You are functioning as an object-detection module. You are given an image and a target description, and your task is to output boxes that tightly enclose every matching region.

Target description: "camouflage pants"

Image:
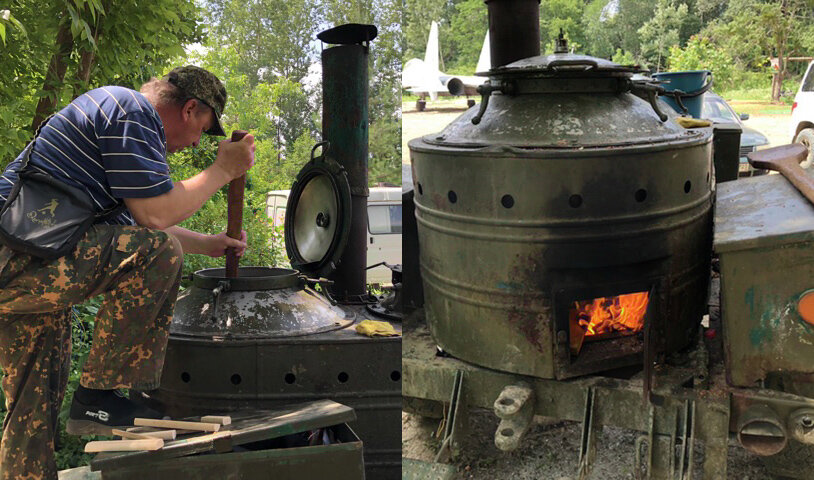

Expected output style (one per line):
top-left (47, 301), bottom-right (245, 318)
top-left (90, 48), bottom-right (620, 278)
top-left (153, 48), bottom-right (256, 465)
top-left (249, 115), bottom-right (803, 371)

top-left (0, 224), bottom-right (183, 480)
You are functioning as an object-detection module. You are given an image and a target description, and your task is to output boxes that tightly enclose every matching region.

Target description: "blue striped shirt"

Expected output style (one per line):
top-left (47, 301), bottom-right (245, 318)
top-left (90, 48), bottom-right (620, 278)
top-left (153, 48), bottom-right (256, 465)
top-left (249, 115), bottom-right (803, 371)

top-left (0, 86), bottom-right (173, 225)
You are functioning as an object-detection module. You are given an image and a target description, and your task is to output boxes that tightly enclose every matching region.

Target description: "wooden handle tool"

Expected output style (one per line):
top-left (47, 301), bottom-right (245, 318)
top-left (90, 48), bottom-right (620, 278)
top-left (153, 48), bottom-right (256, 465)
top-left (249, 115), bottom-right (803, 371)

top-left (225, 130), bottom-right (248, 278)
top-left (748, 144), bottom-right (814, 205)
top-left (84, 438), bottom-right (164, 453)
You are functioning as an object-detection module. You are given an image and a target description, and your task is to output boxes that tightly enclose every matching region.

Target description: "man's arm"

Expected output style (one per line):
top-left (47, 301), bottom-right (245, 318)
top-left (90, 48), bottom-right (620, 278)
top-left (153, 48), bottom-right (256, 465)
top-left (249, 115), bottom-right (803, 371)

top-left (124, 135), bottom-right (254, 230)
top-left (164, 226), bottom-right (248, 257)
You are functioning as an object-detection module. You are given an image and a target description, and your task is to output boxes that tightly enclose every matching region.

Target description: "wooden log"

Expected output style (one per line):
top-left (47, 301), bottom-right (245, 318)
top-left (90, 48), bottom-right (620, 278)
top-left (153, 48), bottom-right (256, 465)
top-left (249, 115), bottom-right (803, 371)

top-left (200, 415), bottom-right (231, 426)
top-left (84, 439), bottom-right (164, 453)
top-left (112, 429), bottom-right (151, 440)
top-left (134, 418), bottom-right (220, 432)
top-left (118, 429), bottom-right (177, 441)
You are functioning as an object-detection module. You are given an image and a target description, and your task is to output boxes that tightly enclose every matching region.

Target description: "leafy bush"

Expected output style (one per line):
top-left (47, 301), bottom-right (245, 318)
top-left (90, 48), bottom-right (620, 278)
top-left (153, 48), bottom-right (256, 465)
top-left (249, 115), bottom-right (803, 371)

top-left (667, 35), bottom-right (735, 90)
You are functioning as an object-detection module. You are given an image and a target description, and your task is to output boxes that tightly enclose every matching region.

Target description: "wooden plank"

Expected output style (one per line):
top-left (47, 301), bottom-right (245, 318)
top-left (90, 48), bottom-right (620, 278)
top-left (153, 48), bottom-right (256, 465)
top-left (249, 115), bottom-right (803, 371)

top-left (85, 439), bottom-right (163, 453)
top-left (112, 429), bottom-right (151, 440)
top-left (133, 418), bottom-right (220, 432)
top-left (124, 428), bottom-right (177, 440)
top-left (200, 415), bottom-right (231, 426)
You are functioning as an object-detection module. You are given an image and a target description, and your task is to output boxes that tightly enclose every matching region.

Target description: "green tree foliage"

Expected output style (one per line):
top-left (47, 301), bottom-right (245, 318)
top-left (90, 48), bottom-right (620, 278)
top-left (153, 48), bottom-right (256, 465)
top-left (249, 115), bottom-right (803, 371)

top-left (540, 0), bottom-right (586, 53)
top-left (402, 0), bottom-right (452, 62)
top-left (446, 0), bottom-right (487, 72)
top-left (0, 0), bottom-right (202, 165)
top-left (700, 0), bottom-right (814, 100)
top-left (668, 35), bottom-right (735, 89)
top-left (638, 0), bottom-right (689, 72)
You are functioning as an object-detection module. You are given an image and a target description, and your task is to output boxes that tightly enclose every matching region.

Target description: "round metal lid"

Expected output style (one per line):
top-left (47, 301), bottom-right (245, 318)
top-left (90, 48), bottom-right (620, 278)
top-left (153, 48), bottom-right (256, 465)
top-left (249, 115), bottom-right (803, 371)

top-left (485, 52), bottom-right (645, 79)
top-left (285, 144), bottom-right (351, 278)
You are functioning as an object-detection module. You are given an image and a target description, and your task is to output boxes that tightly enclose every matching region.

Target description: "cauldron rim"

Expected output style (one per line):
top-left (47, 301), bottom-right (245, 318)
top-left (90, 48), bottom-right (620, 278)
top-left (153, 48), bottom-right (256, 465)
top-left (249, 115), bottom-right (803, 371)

top-left (192, 266), bottom-right (301, 291)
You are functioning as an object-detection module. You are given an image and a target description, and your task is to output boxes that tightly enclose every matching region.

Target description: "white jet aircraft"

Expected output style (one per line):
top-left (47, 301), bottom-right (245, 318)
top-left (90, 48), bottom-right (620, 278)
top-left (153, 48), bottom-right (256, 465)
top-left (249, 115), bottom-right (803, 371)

top-left (402, 21), bottom-right (490, 111)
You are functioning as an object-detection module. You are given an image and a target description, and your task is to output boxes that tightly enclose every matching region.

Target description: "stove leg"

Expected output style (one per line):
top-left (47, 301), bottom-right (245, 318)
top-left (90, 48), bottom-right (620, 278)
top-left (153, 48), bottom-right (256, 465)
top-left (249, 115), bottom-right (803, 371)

top-left (577, 387), bottom-right (598, 480)
top-left (434, 370), bottom-right (468, 463)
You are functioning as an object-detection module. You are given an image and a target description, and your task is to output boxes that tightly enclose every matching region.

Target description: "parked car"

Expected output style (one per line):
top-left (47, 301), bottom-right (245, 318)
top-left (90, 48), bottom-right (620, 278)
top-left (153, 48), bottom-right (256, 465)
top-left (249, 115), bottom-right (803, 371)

top-left (701, 92), bottom-right (770, 177)
top-left (791, 60), bottom-right (814, 168)
top-left (266, 187), bottom-right (402, 285)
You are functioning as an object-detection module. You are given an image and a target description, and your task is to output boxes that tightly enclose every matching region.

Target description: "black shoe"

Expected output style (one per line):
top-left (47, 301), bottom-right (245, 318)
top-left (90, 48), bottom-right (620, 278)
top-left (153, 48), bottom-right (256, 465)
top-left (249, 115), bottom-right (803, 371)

top-left (66, 390), bottom-right (164, 436)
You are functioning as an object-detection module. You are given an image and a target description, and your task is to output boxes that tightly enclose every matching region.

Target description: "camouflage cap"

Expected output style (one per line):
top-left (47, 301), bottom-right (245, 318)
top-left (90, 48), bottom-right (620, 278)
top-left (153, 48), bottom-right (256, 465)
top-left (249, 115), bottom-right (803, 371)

top-left (164, 65), bottom-right (227, 136)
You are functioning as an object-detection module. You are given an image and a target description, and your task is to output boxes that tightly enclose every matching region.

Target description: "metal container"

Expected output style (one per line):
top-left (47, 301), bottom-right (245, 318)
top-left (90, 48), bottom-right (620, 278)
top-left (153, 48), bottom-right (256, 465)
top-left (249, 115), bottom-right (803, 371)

top-left (409, 40), bottom-right (714, 379)
top-left (149, 266), bottom-right (401, 478)
top-left (715, 172), bottom-right (814, 387)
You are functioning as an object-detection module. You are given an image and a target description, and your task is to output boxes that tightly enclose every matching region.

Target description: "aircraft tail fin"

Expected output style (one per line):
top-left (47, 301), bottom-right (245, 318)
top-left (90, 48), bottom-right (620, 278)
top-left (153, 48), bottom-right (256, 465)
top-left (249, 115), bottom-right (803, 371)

top-left (424, 21), bottom-right (440, 73)
top-left (475, 31), bottom-right (490, 73)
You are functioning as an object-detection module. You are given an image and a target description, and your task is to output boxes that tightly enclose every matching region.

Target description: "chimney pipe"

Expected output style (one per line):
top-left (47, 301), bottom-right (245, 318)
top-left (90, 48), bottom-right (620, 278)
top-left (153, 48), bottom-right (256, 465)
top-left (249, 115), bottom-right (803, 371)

top-left (321, 35), bottom-right (371, 301)
top-left (484, 0), bottom-right (541, 69)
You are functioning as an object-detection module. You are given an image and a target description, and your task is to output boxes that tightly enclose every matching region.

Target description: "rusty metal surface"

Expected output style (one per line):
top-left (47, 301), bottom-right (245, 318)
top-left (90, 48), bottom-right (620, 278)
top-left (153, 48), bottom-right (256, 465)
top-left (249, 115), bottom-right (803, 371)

top-left (322, 43), bottom-right (369, 301)
top-left (170, 268), bottom-right (353, 338)
top-left (417, 93), bottom-right (705, 149)
top-left (411, 138), bottom-right (713, 378)
top-left (714, 170), bottom-right (814, 252)
top-left (714, 172), bottom-right (814, 386)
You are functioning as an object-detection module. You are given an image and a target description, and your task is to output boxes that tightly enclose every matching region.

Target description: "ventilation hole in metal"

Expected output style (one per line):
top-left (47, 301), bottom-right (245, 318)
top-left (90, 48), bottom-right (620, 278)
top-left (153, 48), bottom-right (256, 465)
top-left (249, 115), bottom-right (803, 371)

top-left (417, 183), bottom-right (423, 195)
top-left (448, 190), bottom-right (457, 204)
top-left (635, 189), bottom-right (647, 202)
top-left (181, 372), bottom-right (191, 383)
top-left (501, 195), bottom-right (514, 209)
top-left (569, 194), bottom-right (583, 208)
top-left (684, 180), bottom-right (692, 193)
top-left (390, 371), bottom-right (401, 382)
top-left (337, 372), bottom-right (349, 383)
top-left (284, 373), bottom-right (296, 384)
top-left (707, 172), bottom-right (710, 183)
top-left (231, 374), bottom-right (242, 385)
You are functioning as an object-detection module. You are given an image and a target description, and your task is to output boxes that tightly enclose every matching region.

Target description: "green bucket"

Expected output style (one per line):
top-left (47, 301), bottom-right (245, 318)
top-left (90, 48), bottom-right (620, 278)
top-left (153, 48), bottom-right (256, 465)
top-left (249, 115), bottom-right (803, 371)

top-left (652, 70), bottom-right (713, 118)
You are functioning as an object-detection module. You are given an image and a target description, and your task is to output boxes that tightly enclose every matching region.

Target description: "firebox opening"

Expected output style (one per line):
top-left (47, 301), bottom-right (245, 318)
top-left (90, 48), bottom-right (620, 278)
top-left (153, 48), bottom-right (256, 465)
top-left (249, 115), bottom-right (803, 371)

top-left (568, 291), bottom-right (650, 356)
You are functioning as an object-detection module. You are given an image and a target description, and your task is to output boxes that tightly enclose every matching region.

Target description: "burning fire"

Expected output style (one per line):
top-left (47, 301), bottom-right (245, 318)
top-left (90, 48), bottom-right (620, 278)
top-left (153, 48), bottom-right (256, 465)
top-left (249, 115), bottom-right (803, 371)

top-left (569, 291), bottom-right (649, 354)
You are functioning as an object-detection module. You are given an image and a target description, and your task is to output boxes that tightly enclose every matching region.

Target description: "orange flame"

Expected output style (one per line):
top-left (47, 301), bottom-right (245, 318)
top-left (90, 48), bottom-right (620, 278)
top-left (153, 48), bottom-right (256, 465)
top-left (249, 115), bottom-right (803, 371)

top-left (575, 292), bottom-right (649, 337)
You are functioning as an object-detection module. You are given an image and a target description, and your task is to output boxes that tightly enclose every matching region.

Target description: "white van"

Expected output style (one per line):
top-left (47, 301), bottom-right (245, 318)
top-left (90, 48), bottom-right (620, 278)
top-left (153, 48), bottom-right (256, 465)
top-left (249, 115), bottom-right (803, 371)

top-left (791, 60), bottom-right (814, 167)
top-left (266, 187), bottom-right (402, 285)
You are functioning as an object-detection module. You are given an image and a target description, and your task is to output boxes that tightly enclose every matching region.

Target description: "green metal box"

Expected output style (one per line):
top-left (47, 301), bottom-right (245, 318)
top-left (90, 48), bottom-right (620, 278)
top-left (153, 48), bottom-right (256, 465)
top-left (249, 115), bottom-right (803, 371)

top-left (714, 172), bottom-right (814, 387)
top-left (89, 400), bottom-right (365, 480)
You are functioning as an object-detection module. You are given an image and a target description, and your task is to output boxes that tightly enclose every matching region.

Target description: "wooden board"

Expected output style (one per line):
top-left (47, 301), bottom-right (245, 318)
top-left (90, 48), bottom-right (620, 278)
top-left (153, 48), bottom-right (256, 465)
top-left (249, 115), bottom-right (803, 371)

top-left (90, 399), bottom-right (355, 472)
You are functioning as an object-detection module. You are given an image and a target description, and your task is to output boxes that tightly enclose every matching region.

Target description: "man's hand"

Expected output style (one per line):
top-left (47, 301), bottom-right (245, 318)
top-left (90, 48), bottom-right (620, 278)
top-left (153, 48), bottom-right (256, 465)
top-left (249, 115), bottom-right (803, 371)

top-left (164, 226), bottom-right (248, 257)
top-left (213, 134), bottom-right (255, 182)
top-left (126, 134), bottom-right (256, 230)
top-left (203, 230), bottom-right (248, 258)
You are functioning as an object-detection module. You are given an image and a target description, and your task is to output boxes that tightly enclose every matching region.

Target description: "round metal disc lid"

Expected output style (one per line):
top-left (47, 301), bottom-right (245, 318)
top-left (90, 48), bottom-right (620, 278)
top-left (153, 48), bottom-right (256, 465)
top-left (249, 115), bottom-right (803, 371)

top-left (285, 146), bottom-right (351, 278)
top-left (485, 52), bottom-right (646, 78)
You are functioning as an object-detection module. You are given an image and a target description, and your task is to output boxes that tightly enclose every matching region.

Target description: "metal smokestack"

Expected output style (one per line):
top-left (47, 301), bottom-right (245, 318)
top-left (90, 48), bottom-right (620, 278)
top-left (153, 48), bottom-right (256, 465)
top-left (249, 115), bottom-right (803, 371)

top-left (485, 0), bottom-right (541, 68)
top-left (320, 26), bottom-right (375, 301)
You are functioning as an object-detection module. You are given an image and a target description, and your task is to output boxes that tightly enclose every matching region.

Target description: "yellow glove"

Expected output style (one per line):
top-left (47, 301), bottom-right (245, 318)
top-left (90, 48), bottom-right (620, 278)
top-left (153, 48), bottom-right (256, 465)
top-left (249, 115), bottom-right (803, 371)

top-left (355, 319), bottom-right (400, 337)
top-left (675, 116), bottom-right (712, 128)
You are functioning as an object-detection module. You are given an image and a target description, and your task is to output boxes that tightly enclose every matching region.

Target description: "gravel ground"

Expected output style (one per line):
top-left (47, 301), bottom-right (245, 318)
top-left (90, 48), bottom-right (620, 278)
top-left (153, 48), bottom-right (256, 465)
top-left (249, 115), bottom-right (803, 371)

top-left (402, 410), bottom-right (774, 479)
